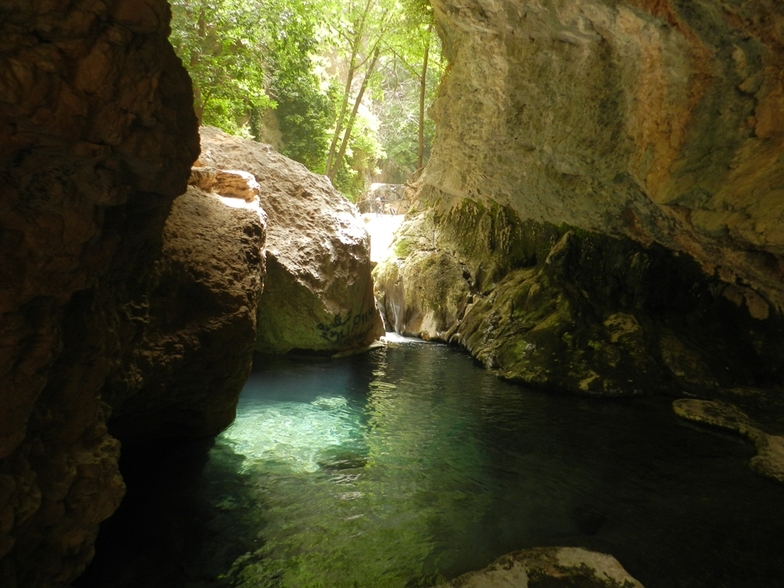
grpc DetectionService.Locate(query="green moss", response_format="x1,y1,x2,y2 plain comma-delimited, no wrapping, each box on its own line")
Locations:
393,237,414,259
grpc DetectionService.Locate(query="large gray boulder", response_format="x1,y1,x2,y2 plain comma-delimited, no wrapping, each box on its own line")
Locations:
198,126,384,354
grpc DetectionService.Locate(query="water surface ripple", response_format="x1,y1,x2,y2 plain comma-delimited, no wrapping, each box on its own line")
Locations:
79,339,784,588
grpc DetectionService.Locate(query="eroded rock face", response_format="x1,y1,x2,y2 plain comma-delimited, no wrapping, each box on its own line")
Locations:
379,0,784,396
198,126,384,354
427,0,784,313
376,199,784,396
0,0,199,585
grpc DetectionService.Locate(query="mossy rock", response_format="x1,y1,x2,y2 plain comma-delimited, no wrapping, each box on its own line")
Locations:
377,196,784,397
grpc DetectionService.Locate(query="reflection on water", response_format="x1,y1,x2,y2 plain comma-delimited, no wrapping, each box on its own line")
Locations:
78,340,784,588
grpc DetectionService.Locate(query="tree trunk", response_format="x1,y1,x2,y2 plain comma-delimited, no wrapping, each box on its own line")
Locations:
326,0,375,174
327,46,380,181
416,24,432,173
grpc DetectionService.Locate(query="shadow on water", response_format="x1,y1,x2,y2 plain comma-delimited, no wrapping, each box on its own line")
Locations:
73,436,254,588
76,342,784,588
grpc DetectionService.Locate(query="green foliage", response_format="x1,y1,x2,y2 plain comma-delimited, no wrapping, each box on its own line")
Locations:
264,0,335,173
332,113,385,201
169,0,273,134
170,0,443,198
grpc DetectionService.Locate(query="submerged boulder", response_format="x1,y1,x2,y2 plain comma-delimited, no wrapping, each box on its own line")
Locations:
198,126,384,354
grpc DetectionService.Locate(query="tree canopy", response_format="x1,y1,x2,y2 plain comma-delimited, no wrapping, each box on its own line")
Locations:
170,0,443,200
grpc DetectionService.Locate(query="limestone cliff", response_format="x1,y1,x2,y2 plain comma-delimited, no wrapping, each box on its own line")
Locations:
198,126,384,354
426,0,784,314
0,0,199,585
378,0,784,396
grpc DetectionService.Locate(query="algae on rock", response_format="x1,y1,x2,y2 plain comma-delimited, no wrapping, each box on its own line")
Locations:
376,196,784,396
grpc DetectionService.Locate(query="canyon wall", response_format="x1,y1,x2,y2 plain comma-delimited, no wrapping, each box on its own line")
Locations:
426,0,784,313
0,1,201,585
378,0,784,396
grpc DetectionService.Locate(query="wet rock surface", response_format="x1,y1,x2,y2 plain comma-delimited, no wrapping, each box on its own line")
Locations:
198,126,384,354
674,398,784,483
376,198,784,396
438,547,644,588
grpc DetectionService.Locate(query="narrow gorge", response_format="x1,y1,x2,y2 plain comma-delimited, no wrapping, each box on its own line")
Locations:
0,0,783,587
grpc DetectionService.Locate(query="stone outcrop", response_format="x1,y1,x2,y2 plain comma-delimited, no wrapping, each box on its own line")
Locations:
378,0,784,396
0,0,200,585
438,547,644,588
197,126,384,354
103,183,266,443
427,0,784,313
674,398,784,483
376,198,784,395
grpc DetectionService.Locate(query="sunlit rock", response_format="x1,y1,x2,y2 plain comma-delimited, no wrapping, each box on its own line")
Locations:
198,126,384,354
437,547,644,588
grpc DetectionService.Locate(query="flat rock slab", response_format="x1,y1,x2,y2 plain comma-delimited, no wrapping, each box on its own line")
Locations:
673,399,784,484
439,547,644,588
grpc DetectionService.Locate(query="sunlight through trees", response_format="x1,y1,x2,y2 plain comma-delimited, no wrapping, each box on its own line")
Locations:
169,0,443,199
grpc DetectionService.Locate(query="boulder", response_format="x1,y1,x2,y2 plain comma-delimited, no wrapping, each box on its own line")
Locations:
197,126,384,354
102,182,266,443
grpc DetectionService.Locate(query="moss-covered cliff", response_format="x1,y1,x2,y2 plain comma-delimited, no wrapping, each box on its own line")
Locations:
377,195,784,396
378,0,784,400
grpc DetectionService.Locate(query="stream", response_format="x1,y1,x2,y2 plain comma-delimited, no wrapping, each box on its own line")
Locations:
77,336,784,588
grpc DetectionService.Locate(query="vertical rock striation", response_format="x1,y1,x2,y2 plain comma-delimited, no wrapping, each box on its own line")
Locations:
0,0,199,585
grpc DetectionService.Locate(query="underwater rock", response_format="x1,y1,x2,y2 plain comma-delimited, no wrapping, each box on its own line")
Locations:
674,398,784,483
198,126,384,354
102,185,266,442
438,546,644,587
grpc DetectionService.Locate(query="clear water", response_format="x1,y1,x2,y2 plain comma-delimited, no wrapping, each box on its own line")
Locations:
78,338,784,588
